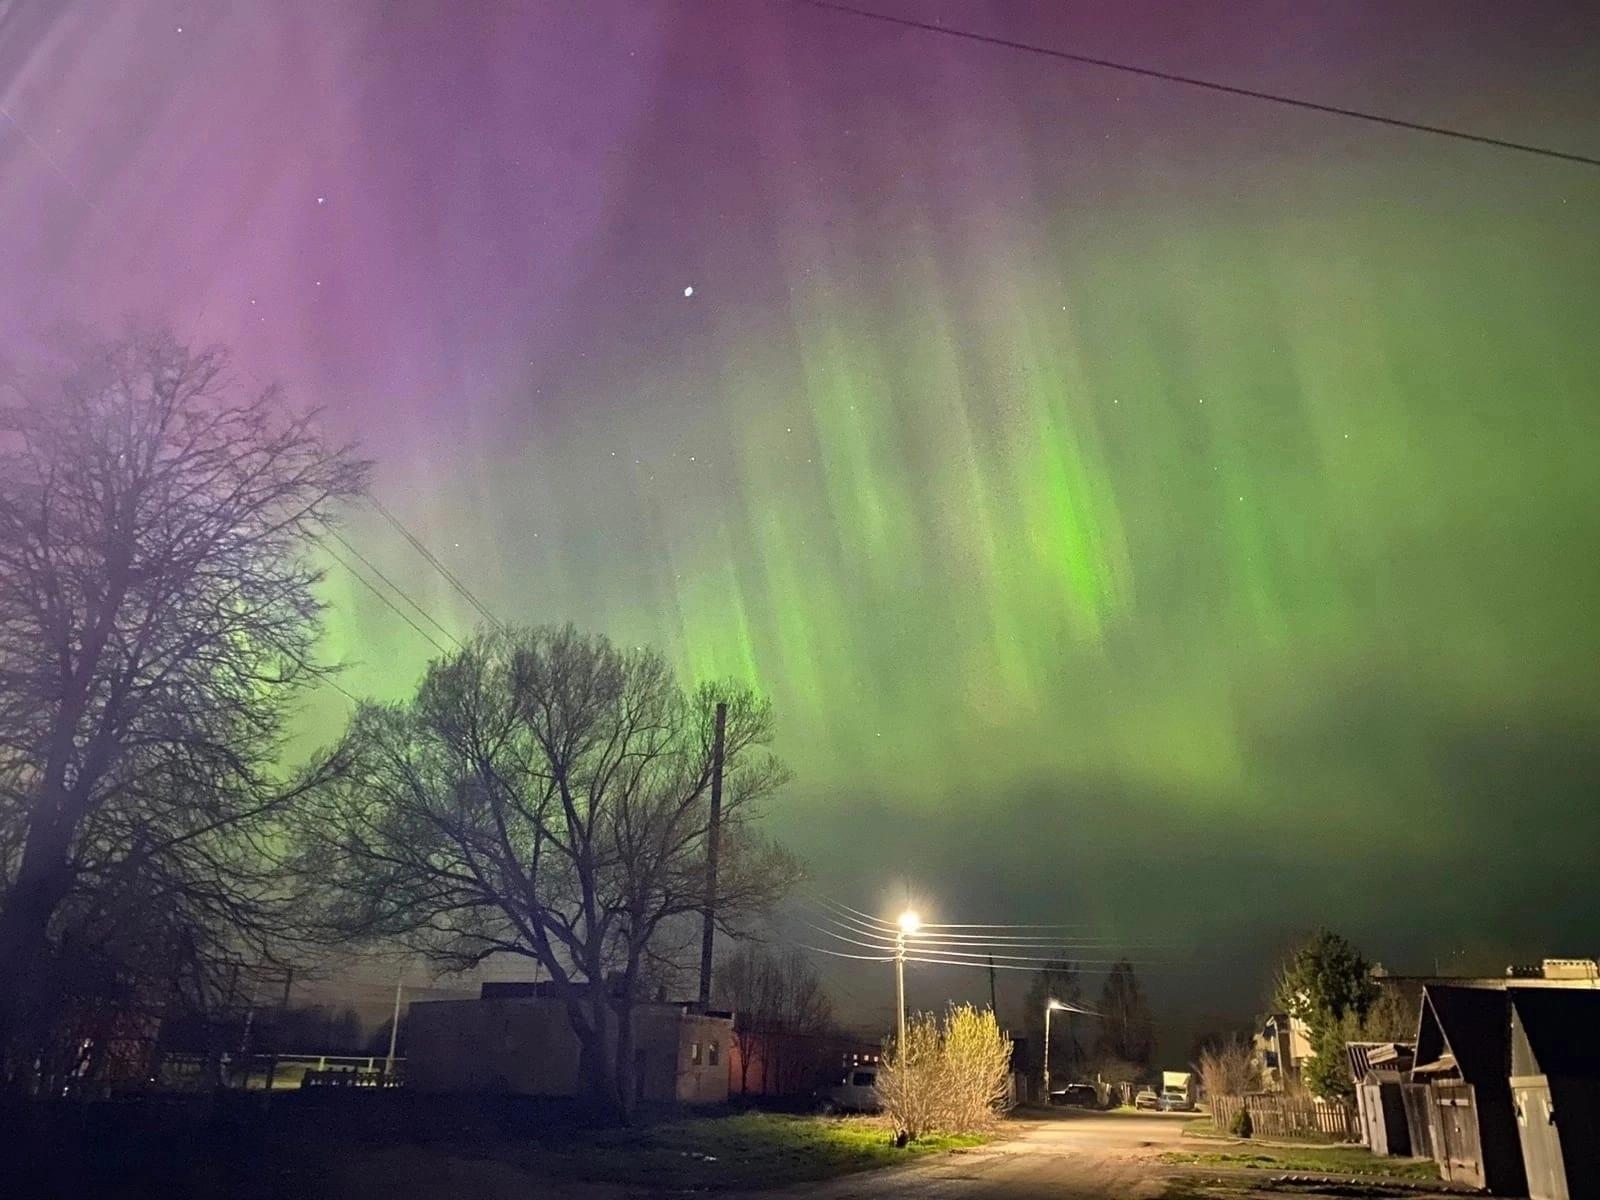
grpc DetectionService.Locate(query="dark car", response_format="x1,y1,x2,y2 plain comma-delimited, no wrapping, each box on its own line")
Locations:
1050,1083,1099,1108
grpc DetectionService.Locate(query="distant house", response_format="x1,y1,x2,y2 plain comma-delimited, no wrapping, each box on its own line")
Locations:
1412,985,1525,1195
407,983,732,1105
1509,989,1600,1200
1255,1012,1313,1090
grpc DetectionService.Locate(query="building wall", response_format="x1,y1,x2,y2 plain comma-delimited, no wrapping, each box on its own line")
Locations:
407,996,732,1104
407,997,582,1095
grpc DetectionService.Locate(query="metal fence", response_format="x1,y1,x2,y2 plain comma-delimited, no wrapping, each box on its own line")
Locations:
1211,1092,1361,1142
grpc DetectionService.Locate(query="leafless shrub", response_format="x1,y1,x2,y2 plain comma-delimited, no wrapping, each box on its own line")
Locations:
1196,1033,1260,1102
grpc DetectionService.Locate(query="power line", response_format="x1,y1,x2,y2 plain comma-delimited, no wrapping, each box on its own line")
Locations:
803,919,1189,966
323,526,465,651
367,495,504,630
792,0,1600,170
796,943,895,962
322,541,451,656
805,905,1175,951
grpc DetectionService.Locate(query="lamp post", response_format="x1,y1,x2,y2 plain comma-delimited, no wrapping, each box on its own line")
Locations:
1044,998,1068,1100
895,911,920,1056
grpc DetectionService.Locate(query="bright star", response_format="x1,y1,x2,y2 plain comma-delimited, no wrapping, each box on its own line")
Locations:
682,285,694,297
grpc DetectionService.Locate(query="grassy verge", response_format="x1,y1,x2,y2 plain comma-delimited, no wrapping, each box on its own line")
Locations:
510,1112,986,1190
1160,1145,1440,1183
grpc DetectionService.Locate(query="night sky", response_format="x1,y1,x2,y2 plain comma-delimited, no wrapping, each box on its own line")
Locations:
4,1,1598,1045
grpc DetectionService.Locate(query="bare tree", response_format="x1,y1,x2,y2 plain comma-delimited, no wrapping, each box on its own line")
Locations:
299,626,797,1119
0,331,367,1086
715,943,832,1094
1194,1033,1260,1102
1092,959,1156,1072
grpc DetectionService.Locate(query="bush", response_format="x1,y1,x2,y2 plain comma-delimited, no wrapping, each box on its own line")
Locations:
878,1004,1012,1141
1229,1105,1253,1138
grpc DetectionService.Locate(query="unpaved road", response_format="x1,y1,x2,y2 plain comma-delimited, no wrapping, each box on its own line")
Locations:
737,1109,1197,1200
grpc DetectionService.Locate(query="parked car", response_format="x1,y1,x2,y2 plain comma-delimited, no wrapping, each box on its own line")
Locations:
1159,1088,1196,1112
1050,1083,1099,1108
817,1066,881,1113
1134,1088,1161,1110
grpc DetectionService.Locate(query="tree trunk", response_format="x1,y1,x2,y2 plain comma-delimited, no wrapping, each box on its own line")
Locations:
613,996,637,1117
568,993,625,1124
0,854,73,1088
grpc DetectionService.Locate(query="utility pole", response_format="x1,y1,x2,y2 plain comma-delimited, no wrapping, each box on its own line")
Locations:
894,911,920,1057
697,700,727,1007
385,968,405,1075
988,955,998,1013
263,968,293,1092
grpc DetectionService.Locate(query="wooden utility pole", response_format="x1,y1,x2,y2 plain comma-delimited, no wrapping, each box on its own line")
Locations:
697,701,728,1007
263,968,293,1092
988,955,998,1013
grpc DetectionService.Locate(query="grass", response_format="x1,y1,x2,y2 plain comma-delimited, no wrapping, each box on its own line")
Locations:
506,1111,988,1190
1160,1145,1440,1183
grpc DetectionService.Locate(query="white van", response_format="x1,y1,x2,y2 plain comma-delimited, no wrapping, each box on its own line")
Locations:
818,1064,882,1113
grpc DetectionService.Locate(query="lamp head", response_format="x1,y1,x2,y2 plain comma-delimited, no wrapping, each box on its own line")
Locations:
897,910,921,934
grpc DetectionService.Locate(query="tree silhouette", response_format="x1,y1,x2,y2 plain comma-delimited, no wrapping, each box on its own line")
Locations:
298,626,797,1120
0,331,366,1088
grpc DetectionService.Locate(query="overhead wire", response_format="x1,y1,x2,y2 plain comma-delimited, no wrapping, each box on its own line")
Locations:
804,905,1177,951
322,525,465,651
321,540,451,656
802,917,1197,967
367,494,504,630
791,0,1600,170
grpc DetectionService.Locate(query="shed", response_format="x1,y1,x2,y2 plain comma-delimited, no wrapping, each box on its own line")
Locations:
1509,989,1600,1200
1346,1041,1415,1157
1411,985,1525,1195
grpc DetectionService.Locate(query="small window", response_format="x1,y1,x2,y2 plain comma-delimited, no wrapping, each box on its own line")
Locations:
707,1040,719,1066
852,1070,875,1087
690,1041,702,1065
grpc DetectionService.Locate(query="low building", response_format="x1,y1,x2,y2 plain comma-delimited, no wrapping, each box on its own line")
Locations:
1346,1041,1415,1157
1509,989,1600,1200
407,984,732,1105
725,1029,880,1098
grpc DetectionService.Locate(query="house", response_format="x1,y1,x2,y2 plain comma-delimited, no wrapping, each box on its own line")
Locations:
1345,1041,1415,1157
1255,1011,1313,1090
1411,985,1525,1195
406,983,732,1104
1509,989,1600,1200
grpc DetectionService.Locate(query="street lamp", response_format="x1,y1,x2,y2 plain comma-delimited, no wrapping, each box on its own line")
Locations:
1044,998,1069,1100
895,911,920,1056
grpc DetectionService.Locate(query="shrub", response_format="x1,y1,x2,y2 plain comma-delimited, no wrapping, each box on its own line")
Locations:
1229,1104,1253,1138
878,1004,1012,1140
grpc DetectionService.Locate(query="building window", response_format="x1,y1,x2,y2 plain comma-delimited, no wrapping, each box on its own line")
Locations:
708,1041,719,1066
690,1042,702,1065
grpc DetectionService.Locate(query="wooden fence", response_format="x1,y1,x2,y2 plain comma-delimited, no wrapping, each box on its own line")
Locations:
1211,1093,1360,1142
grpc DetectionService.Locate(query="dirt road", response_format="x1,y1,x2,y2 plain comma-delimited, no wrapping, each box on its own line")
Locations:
738,1109,1197,1200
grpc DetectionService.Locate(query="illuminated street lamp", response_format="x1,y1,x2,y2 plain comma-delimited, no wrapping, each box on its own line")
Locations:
1043,998,1069,1100
895,910,920,1055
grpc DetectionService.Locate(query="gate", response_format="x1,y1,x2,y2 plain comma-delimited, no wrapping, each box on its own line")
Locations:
1401,1083,1434,1161
1433,1084,1485,1188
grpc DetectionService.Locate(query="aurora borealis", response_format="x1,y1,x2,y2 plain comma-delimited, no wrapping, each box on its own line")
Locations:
4,0,1598,1036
